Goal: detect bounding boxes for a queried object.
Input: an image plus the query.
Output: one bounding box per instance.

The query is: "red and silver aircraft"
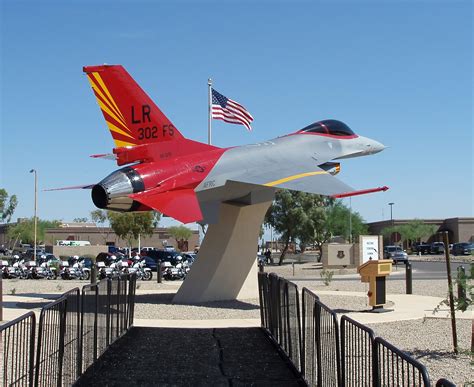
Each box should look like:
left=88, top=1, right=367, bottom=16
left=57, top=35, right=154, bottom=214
left=78, top=65, right=386, bottom=224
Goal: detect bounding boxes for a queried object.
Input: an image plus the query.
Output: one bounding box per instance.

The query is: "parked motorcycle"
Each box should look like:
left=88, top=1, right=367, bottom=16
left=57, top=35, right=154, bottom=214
left=128, top=257, right=152, bottom=281
left=12, top=258, right=30, bottom=279
left=28, top=260, right=47, bottom=279
left=71, top=257, right=91, bottom=280
left=1, top=260, right=10, bottom=279
left=162, top=260, right=186, bottom=281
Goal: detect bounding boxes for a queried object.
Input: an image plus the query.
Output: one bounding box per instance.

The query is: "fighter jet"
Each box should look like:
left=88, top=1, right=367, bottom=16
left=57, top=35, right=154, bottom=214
left=81, top=65, right=386, bottom=224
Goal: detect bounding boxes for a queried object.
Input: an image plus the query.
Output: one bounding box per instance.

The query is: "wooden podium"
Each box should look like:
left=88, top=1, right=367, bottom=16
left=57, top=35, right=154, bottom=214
left=357, top=259, right=392, bottom=309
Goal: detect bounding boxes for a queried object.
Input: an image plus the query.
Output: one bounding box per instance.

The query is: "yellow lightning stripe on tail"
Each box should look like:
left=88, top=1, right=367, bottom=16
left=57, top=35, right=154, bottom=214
left=114, top=139, right=137, bottom=147
left=106, top=121, right=135, bottom=140
left=95, top=97, right=131, bottom=134
left=91, top=72, right=126, bottom=123
left=87, top=76, right=127, bottom=128
left=264, top=171, right=328, bottom=187
left=87, top=75, right=129, bottom=131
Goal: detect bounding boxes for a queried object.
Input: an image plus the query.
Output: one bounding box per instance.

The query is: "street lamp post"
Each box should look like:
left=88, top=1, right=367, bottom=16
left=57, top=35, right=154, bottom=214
left=349, top=197, right=352, bottom=243
left=388, top=202, right=394, bottom=244
left=30, top=169, right=38, bottom=261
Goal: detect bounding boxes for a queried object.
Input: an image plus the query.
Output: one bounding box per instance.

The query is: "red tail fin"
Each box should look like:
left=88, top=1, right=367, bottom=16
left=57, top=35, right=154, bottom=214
left=83, top=65, right=184, bottom=147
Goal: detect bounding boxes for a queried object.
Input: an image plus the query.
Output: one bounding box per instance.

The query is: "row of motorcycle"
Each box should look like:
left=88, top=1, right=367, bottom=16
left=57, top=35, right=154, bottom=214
left=97, top=255, right=192, bottom=281
left=1, top=255, right=193, bottom=282
left=97, top=256, right=153, bottom=281
left=1, top=256, right=90, bottom=280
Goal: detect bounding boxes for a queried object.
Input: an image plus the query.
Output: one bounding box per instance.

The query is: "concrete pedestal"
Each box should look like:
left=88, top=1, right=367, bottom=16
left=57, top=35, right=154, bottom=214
left=173, top=200, right=272, bottom=303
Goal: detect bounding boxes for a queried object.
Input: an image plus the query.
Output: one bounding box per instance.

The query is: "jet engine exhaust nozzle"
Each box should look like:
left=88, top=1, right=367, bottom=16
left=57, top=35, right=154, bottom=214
left=91, top=167, right=145, bottom=212
left=91, top=184, right=108, bottom=209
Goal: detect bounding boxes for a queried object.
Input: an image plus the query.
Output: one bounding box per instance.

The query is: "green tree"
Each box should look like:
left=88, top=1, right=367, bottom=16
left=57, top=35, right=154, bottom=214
left=152, top=211, right=161, bottom=228
left=383, top=219, right=437, bottom=246
left=73, top=217, right=88, bottom=223
left=168, top=225, right=193, bottom=251
left=295, top=194, right=329, bottom=257
left=266, top=193, right=367, bottom=263
left=325, top=201, right=368, bottom=242
left=0, top=189, right=18, bottom=223
left=91, top=209, right=110, bottom=244
left=107, top=211, right=155, bottom=249
left=434, top=263, right=473, bottom=354
left=265, top=190, right=322, bottom=265
left=91, top=209, right=108, bottom=224
left=7, top=218, right=61, bottom=245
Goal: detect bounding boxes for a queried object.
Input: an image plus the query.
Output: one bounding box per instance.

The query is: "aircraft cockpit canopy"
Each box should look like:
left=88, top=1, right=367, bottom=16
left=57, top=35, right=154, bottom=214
left=300, top=120, right=355, bottom=136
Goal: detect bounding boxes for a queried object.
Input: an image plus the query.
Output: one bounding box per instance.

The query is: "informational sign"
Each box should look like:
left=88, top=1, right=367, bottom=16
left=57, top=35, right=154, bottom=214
left=360, top=235, right=380, bottom=263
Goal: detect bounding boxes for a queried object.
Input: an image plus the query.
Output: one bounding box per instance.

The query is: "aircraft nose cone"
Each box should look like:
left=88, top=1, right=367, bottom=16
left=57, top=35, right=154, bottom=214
left=370, top=139, right=385, bottom=154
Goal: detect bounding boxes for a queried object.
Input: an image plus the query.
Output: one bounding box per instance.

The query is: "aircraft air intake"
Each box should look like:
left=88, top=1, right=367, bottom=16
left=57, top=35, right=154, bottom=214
left=91, top=166, right=145, bottom=212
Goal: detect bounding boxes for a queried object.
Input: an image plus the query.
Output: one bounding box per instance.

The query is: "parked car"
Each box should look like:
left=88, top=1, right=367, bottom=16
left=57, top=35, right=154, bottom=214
left=452, top=242, right=474, bottom=256
left=23, top=248, right=45, bottom=259
left=430, top=242, right=445, bottom=254
left=383, top=245, right=408, bottom=264
left=141, top=256, right=158, bottom=271
left=411, top=242, right=431, bottom=255
left=143, top=250, right=182, bottom=265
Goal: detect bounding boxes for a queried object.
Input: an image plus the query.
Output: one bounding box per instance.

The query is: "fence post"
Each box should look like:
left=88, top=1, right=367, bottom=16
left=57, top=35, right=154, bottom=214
left=106, top=279, right=111, bottom=347
left=29, top=313, right=36, bottom=387
left=457, top=266, right=466, bottom=303
left=94, top=285, right=98, bottom=362
left=315, top=303, right=322, bottom=387
left=372, top=340, right=380, bottom=387
left=405, top=262, right=412, bottom=294
left=157, top=260, right=162, bottom=283
left=91, top=264, right=97, bottom=285
left=57, top=299, right=67, bottom=387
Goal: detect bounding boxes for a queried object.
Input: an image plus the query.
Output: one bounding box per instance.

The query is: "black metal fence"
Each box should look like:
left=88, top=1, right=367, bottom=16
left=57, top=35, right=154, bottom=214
left=258, top=272, right=455, bottom=387
left=1, top=274, right=136, bottom=387
left=341, top=315, right=375, bottom=386
left=302, top=288, right=319, bottom=385
left=0, top=311, right=36, bottom=387
left=35, top=296, right=67, bottom=387
left=374, top=337, right=430, bottom=387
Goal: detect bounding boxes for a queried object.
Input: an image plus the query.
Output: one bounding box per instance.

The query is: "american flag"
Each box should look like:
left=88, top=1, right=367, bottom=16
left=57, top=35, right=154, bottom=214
left=211, top=89, right=254, bottom=131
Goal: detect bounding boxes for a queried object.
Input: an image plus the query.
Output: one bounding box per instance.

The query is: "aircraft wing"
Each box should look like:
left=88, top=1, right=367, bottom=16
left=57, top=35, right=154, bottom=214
left=196, top=144, right=353, bottom=198
left=230, top=166, right=353, bottom=197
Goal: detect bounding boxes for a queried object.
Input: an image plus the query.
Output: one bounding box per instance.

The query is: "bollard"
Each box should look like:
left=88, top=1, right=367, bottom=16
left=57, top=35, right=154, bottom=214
left=91, top=264, right=97, bottom=285
left=258, top=262, right=264, bottom=273
left=292, top=262, right=295, bottom=276
left=157, top=260, right=162, bottom=283
left=457, top=266, right=466, bottom=303
left=405, top=261, right=412, bottom=294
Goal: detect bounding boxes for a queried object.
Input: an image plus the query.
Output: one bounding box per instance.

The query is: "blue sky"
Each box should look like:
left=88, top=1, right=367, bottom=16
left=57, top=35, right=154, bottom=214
left=1, top=0, right=472, bottom=230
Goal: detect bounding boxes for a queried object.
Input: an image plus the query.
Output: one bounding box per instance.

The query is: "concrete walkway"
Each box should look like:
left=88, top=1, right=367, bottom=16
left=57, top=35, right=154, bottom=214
left=75, top=327, right=304, bottom=386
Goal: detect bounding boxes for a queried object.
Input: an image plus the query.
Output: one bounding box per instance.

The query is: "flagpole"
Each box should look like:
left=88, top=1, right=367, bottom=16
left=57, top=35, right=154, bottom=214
left=208, top=78, right=212, bottom=145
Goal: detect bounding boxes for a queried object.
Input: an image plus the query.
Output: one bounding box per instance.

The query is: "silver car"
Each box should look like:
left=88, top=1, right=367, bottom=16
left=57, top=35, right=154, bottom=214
left=384, top=245, right=409, bottom=264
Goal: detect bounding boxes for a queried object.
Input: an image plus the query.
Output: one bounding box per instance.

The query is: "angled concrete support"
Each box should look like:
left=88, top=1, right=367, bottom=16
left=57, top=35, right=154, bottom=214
left=173, top=200, right=272, bottom=303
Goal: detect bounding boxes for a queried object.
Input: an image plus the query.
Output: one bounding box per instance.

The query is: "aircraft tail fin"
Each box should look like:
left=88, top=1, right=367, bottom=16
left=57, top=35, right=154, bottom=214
left=83, top=65, right=184, bottom=147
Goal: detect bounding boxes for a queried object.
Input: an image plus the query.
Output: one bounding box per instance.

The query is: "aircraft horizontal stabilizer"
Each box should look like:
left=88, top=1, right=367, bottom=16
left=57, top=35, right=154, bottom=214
left=44, top=184, right=95, bottom=191
left=130, top=189, right=202, bottom=224
left=90, top=153, right=118, bottom=160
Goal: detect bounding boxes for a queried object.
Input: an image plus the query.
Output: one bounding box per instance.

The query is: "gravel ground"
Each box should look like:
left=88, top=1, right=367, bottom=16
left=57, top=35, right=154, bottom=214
left=134, top=292, right=261, bottom=320
left=367, top=319, right=473, bottom=386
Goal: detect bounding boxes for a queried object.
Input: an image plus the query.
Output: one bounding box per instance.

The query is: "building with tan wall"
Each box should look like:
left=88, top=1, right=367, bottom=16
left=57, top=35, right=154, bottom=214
left=0, top=221, right=200, bottom=252
left=367, top=217, right=474, bottom=245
